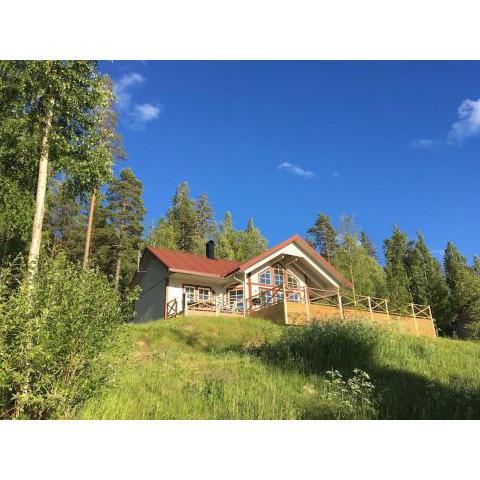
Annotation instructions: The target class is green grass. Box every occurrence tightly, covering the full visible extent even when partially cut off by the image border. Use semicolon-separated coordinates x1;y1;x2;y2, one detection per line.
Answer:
79;316;480;420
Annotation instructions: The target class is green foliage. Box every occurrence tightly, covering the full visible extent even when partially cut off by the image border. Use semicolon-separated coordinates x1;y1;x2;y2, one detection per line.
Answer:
0;60;114;196
444;242;480;338
307;213;338;262
80;316;480;420
106;168;145;285
405;233;451;333
146;182;268;262
0;254;129;419
384;226;412;308
167;182;199;252
335;233;387;297
360;230;376;258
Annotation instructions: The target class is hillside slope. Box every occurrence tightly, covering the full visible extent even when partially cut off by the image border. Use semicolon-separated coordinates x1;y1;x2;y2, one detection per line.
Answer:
80;316;480;420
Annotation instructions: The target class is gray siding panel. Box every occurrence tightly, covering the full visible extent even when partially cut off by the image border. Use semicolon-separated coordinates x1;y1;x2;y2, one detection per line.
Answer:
134;251;168;323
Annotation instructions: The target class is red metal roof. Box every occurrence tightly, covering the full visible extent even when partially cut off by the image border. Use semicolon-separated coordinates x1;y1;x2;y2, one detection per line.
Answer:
146;246;241;278
145;235;351;288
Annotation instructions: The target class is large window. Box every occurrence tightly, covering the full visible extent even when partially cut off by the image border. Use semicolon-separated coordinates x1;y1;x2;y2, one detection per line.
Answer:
229;288;244;311
185;286;211;303
274;265;284;286
259;269;272;285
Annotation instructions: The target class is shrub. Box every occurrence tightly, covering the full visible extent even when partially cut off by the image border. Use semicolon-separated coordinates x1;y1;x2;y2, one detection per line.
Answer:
0;254;130;419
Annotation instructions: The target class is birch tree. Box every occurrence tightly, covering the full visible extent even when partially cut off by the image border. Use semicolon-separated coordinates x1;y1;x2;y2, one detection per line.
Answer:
0;61;113;281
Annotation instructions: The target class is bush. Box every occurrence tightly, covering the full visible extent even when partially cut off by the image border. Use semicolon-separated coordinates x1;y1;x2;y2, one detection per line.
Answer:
0;254;130;419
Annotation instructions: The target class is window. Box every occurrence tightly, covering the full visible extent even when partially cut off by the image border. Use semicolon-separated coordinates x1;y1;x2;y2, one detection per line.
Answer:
259;269;271;285
229;289;244;311
287;271;300;288
185;286;195;304
198;288;210;300
274;265;284;286
275;291;284;302
288;292;301;302
184;286;211;303
260;289;273;305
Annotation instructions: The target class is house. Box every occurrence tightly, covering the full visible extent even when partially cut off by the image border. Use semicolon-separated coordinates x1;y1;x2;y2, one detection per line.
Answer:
133;234;437;338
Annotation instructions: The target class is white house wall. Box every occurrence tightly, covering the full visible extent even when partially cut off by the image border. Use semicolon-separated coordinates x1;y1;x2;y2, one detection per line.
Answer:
244;242;339;290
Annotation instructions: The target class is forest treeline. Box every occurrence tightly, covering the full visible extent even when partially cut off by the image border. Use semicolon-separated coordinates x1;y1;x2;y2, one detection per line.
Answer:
305;213;480;338
0;60;479;419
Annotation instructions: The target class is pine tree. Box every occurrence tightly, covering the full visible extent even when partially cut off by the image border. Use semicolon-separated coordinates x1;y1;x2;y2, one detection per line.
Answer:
384;226;412;309
105;168;145;288
360;230;376;258
167;182;198;252
83;77;126;268
307;213;338;263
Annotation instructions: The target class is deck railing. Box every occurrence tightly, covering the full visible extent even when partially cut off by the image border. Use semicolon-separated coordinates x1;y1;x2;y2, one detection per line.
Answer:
184;294;245;315
245;284;433;321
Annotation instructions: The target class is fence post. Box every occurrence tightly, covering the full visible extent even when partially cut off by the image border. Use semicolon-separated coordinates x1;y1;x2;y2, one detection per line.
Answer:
183;294;188;316
304;286;310;322
337;290;344;320
385;299;390;322
367;296;374;321
411;303;419;336
282;283;288;324
215;296;220;317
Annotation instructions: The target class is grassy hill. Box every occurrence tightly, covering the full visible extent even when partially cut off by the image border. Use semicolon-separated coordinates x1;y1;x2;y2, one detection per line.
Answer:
80;316;480;420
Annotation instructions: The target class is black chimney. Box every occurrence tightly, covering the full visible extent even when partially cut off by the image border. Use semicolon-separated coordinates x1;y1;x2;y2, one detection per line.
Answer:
206;240;215;260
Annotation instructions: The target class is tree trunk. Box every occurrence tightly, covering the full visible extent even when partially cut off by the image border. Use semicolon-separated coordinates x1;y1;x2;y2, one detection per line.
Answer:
27;97;55;283
83;189;97;268
114;253;121;289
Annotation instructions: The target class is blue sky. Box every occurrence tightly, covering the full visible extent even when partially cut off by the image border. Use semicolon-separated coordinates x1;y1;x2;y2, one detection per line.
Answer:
100;61;480;263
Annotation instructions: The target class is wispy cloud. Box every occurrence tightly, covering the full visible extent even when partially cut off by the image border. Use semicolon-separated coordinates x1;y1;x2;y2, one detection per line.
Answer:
133;103;162;123
430;249;444;258
277;162;314;179
411;138;438;150
447;98;480;144
113;72;161;129
332;170;340;179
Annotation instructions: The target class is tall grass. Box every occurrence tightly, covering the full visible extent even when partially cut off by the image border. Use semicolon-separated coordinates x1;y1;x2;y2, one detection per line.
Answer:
80;316;480;420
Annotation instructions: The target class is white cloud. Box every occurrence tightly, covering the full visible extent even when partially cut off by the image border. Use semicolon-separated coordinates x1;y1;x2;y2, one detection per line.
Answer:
133;103;161;122
447;98;480;144
113;72;161;129
277;162;314;179
113;72;145;110
430;249;444;258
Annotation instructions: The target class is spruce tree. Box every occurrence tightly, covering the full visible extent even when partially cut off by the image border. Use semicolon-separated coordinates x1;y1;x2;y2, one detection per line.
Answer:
167;182;198;252
216;212;236;260
307;213;338;262
444;242;480;337
404;233;451;333
235;218;268;263
194;193;216;253
384;226;412;309
105;168;145;288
